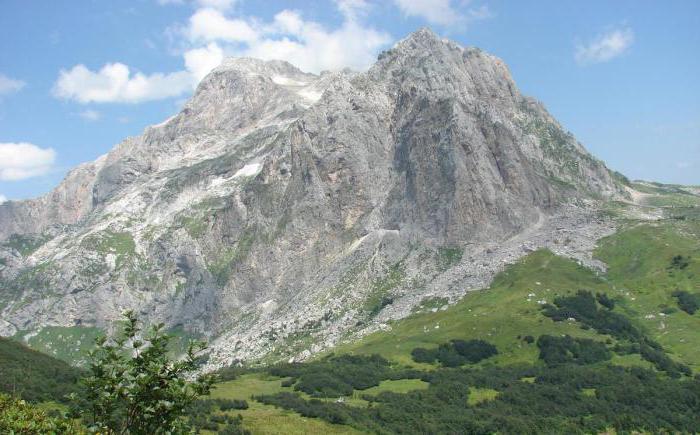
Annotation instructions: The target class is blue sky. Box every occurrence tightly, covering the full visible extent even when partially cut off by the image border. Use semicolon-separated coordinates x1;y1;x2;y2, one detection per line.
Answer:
0;0;698;202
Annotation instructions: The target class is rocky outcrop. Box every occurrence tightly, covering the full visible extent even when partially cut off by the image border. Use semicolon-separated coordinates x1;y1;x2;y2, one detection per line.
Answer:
0;29;625;367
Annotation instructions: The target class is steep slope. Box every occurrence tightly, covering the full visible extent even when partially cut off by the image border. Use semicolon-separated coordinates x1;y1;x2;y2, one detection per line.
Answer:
0;29;624;367
0;337;81;402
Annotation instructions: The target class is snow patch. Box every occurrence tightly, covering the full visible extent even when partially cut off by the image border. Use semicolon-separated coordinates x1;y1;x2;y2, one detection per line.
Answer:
297;88;323;102
209;177;228;188
348;234;370;252
234;163;262;178
271;75;308;86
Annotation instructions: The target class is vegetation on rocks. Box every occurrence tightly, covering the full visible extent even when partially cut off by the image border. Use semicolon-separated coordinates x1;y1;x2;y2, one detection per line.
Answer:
1;233;51;256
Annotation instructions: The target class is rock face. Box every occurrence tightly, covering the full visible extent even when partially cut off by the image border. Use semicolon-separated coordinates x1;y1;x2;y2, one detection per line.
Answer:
0;29;624;367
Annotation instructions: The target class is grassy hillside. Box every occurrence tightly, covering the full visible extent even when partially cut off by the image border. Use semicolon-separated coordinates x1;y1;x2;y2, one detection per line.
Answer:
0;337;81;403
206;208;700;434
337;250;617;367
339;218;700;371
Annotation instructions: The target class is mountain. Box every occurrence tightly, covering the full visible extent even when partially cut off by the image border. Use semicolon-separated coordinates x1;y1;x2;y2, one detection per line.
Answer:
0;28;626;368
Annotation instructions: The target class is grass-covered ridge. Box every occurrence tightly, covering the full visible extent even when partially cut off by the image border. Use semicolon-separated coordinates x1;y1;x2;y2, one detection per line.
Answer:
339;218;700;372
0;337;81;403
338;250;616;367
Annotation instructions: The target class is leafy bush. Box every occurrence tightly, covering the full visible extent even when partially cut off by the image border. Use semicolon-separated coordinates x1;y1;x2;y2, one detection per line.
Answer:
411;347;435;363
269;354;394;398
639;342;692;379
411;339;498;367
596;292;615;310
542;290;640;340
669;255;690;270
542;290;692;377
215;365;244;382
0;393;84;434
216;398;249;411
218;414;251;435
536;335;611;366
70;311;215;434
672;290;700;315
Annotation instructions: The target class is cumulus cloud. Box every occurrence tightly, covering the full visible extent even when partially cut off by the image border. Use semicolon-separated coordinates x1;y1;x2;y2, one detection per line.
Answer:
0;142;56;181
392;0;490;27
184;3;391;73
0;74;26;96
0;194;7;204
188;8;258;42
53;63;193;103
196;0;237;11
183;42;225;82
575;27;634;65
55;1;390;104
79;109;101;121
157;0;237;10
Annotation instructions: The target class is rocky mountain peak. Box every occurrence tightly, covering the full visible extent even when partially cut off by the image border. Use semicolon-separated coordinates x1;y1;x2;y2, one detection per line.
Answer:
368;29;517;108
0;29;625;368
211;57;316;82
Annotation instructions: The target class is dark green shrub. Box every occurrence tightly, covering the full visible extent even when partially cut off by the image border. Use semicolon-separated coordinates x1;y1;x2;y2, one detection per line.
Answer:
672;290;700;315
596;292;615;310
669;255;690;270
411;347;435;363
537;335;611;366
411;340;498;367
217;399;249;411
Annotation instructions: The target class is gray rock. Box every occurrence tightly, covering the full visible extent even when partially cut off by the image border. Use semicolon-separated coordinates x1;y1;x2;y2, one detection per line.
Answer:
0;29;626;368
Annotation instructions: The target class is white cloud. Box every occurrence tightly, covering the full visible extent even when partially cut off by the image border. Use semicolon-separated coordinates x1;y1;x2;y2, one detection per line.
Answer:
196;0;237;11
53;63;193;103
188;8;259;42
79;109;101;121
0;194;6;205
392;0;490;27
55;1;390;104
187;5;391;73
184;42;225;82
0;74;26;95
575;27;634;65
0;142;56;181
336;0;372;20
157;0;237;9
